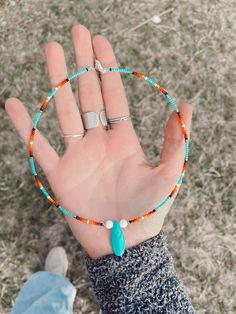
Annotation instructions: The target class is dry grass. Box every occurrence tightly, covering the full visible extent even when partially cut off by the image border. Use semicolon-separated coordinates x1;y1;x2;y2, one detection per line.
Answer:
0;0;236;313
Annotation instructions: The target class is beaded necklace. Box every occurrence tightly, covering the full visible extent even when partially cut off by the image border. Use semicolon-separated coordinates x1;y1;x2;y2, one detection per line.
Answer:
28;64;189;257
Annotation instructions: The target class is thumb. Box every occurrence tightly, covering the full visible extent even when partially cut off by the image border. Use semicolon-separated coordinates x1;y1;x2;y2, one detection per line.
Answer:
159;103;193;176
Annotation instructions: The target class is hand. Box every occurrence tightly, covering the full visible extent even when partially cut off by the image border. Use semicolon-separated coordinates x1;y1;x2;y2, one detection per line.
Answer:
5;24;192;259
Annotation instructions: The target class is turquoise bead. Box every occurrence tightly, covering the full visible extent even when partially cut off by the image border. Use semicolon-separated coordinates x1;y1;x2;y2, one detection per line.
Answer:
178;174;184;185
29;157;37;175
41;187;49;198
146;77;157;86
33;111;42;128
58;206;76;219
155;197;169;210
111;220;126;256
48;89;57;98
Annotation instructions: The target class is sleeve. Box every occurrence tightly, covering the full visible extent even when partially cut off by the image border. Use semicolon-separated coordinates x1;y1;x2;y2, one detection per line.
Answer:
85;230;195;314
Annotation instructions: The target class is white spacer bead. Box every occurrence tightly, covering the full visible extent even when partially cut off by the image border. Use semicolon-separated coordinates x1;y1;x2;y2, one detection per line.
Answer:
104;220;113;229
141;216;144;220
119;219;128;228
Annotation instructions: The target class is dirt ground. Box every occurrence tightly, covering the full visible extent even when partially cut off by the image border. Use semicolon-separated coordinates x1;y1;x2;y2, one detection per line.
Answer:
0;0;235;313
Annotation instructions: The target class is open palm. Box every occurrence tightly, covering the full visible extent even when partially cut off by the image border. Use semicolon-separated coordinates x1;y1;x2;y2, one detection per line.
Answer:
5;24;192;259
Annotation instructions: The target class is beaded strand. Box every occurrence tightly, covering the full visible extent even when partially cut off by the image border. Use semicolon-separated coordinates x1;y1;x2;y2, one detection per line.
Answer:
28;66;189;229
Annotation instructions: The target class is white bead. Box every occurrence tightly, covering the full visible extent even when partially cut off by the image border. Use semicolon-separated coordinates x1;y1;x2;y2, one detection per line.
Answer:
105;220;113;229
120;219;128;228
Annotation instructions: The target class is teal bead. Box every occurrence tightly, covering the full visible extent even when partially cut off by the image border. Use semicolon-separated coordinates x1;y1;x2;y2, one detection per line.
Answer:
111;220;126;257
58;206;76;218
48;89;57;98
41;187;49;198
146;77;157;86
33;111;42;128
29;157;37;175
178;174;184;185
155;197;169;210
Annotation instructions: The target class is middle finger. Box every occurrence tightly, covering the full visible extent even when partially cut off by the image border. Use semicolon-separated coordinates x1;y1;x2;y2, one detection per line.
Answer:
71;24;105;132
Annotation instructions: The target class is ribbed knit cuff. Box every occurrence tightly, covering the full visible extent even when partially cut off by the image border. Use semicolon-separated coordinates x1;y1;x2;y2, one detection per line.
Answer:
85;231;195;314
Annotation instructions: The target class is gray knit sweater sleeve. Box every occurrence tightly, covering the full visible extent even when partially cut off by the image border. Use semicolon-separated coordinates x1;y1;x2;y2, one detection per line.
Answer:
85;231;195;313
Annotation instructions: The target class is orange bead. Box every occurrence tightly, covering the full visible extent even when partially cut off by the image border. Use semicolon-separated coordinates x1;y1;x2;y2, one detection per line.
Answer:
157;85;167;95
28;142;33;155
57;79;68;89
80;217;88;223
133;72;145;79
48;196;57;205
29;132;35;142
170;185;178;197
178;114;185;125
40;99;49;111
182;127;187;138
143;212;152;218
182;162;187;172
35;177;43;189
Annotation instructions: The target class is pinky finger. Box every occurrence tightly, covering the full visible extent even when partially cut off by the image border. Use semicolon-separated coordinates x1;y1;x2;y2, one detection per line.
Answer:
5;97;59;177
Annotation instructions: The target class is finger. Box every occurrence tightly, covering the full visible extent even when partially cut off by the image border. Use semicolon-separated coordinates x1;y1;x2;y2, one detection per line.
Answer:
5;98;59;176
71;24;105;132
44;41;84;141
159;103;193;176
92;35;135;133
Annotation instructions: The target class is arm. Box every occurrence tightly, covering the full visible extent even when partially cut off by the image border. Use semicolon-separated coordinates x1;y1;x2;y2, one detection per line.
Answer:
86;231;195;314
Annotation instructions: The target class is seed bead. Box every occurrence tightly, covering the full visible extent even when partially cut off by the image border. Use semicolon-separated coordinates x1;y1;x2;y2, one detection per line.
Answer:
105;220;113;229
120;219;128;228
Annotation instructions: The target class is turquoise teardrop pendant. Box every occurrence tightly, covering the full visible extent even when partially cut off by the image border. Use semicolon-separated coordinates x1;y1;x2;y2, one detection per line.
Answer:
111;220;126;256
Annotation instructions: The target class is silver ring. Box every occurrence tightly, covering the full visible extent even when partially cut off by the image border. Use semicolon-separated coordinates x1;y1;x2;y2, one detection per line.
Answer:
107;115;131;124
81;109;109;130
62;131;86;138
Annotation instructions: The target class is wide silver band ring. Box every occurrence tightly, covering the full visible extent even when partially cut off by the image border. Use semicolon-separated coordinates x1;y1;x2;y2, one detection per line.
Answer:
81;109;109;130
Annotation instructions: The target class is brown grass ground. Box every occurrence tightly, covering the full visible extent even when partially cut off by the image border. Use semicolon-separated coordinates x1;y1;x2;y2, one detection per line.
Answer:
0;0;235;313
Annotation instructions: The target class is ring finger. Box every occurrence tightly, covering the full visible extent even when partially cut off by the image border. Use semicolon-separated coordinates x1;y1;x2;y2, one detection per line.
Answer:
92;35;138;138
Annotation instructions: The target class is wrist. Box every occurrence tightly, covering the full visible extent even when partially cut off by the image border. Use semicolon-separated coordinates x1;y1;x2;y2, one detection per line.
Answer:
72;218;164;260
